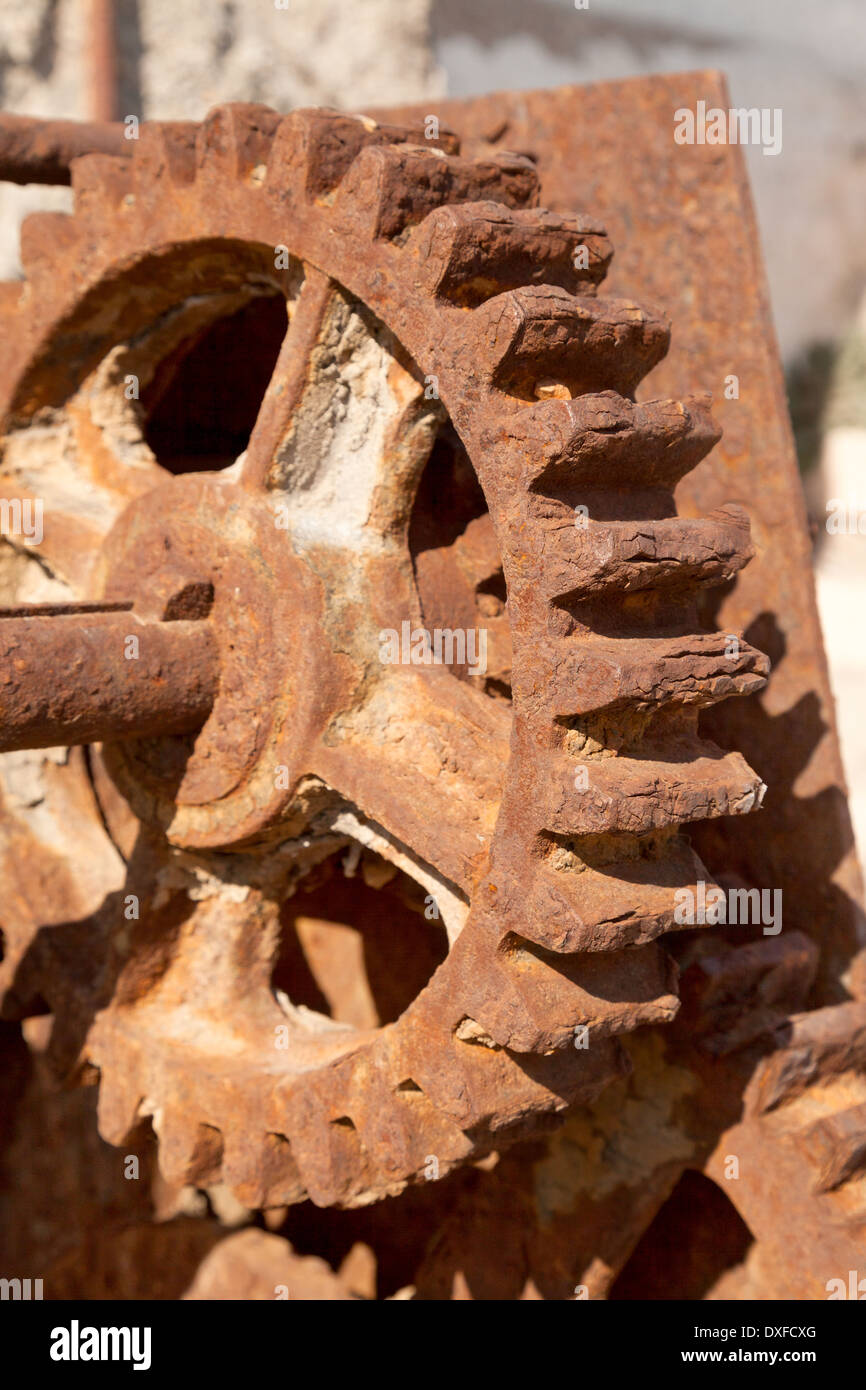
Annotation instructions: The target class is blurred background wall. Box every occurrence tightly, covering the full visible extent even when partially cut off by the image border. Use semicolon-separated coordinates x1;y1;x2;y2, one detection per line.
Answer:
0;0;863;854
0;0;445;275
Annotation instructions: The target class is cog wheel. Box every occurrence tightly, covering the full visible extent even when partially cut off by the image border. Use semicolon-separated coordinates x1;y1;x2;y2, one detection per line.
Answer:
0;103;770;1209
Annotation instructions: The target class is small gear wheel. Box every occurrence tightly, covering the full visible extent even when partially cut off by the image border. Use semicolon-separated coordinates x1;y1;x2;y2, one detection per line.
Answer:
0;104;770;1209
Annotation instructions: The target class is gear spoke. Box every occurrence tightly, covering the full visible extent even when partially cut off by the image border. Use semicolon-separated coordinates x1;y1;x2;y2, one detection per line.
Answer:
311;666;509;898
242;266;334;491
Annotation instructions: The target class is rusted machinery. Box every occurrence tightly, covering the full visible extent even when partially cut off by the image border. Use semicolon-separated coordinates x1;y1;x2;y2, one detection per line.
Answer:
0;76;863;1300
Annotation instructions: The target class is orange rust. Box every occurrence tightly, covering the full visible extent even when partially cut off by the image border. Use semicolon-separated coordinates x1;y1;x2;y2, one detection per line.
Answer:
0;94;861;1301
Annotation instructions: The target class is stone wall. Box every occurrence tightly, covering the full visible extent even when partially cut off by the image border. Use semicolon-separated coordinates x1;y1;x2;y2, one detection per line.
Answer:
0;0;443;276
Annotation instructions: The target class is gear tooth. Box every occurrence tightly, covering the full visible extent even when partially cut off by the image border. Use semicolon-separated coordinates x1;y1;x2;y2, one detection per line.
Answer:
335;144;539;241
402;997;628;1130
454;930;679;1054
503;835;714;953
218;1132;263;1206
195;102;281;183
274;1082;370;1208
706;997;866;1287
156;1110;223;1188
746;1002;866;1115
538;506;754;600
266;108;367;200
498;391;719;487
474;263;764;974
93;1062;143;1148
393;1004;491;1130
133;120;199;188
370;1079;474;1182
221;1130;306;1208
69;153;133;220
682;935;818;1057
266;108;460;201
468;290;669;399
796;1104;866;1193
340;1064;419;1182
259;1133;307;1207
353;114;460;155
410;202;612;305
541;741;766;838
288;1041;474;1196
541;632;768;718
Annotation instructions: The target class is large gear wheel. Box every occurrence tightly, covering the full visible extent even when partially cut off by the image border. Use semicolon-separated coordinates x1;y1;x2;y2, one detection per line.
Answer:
0;103;771;1210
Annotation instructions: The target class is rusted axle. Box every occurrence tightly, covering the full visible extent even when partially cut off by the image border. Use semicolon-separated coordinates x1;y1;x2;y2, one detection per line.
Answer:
0;606;218;751
0;114;126;185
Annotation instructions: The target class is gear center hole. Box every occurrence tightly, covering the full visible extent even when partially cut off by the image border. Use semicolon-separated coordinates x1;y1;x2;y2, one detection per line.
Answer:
272;849;449;1031
141;292;287;474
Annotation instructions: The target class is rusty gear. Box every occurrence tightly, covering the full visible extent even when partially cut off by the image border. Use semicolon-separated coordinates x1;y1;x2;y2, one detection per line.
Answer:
0;102;776;1211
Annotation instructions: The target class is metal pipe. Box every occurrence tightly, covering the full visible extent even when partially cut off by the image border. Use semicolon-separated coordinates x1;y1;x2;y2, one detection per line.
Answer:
0;113;127;185
89;0;119;125
0;609;219;751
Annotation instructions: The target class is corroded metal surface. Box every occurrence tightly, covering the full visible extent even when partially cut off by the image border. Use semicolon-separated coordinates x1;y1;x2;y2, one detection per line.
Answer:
0;82;862;1300
0;113;127;185
0;607;217;750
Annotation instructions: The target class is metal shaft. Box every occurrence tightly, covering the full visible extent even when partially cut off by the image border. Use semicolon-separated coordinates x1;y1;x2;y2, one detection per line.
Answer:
0;114;126;186
0;608;218;752
89;0;119;125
